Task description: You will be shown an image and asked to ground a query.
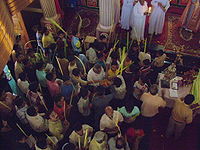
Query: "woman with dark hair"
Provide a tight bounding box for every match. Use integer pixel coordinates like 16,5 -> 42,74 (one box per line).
53,94 -> 71,121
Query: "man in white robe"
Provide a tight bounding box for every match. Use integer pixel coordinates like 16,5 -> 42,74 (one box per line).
148,0 -> 170,35
131,0 -> 148,41
121,0 -> 135,30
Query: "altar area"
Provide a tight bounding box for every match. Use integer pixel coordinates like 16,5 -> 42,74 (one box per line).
78,0 -> 189,9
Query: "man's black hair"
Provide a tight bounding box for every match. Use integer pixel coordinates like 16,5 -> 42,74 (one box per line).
72,68 -> 80,76
184,94 -> 195,105
29,82 -> 38,92
27,106 -> 37,116
46,72 -> 54,81
53,94 -> 63,104
113,77 -> 122,88
80,88 -> 89,98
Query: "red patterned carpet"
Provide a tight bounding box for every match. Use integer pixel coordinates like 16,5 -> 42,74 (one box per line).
152,13 -> 200,57
64,8 -> 98,36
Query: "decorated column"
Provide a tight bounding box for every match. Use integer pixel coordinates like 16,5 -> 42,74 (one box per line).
99,0 -> 114,30
40,0 -> 61,30
96,0 -> 116,41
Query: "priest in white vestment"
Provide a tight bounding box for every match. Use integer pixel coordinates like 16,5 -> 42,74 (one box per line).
121,0 -> 135,30
130,0 -> 148,41
148,0 -> 170,35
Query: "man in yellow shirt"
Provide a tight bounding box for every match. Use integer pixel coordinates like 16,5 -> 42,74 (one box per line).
107,61 -> 119,79
42,27 -> 56,57
166,94 -> 194,139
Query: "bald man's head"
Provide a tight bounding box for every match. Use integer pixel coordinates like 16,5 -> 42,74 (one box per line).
105,106 -> 114,118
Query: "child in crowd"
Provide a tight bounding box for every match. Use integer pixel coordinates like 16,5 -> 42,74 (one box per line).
53,94 -> 71,121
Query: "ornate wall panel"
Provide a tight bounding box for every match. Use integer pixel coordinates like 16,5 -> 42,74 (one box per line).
0,0 -> 15,73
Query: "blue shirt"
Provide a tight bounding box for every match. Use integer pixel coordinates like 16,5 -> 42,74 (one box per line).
61,84 -> 73,102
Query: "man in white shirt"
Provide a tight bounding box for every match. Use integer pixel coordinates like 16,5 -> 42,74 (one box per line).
140,84 -> 166,117
77,88 -> 91,117
140,84 -> 166,133
112,75 -> 126,100
87,64 -> 105,86
100,106 -> 123,135
26,106 -> 48,133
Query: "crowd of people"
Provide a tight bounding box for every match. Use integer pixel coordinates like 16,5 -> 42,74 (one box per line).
0,23 -> 196,150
